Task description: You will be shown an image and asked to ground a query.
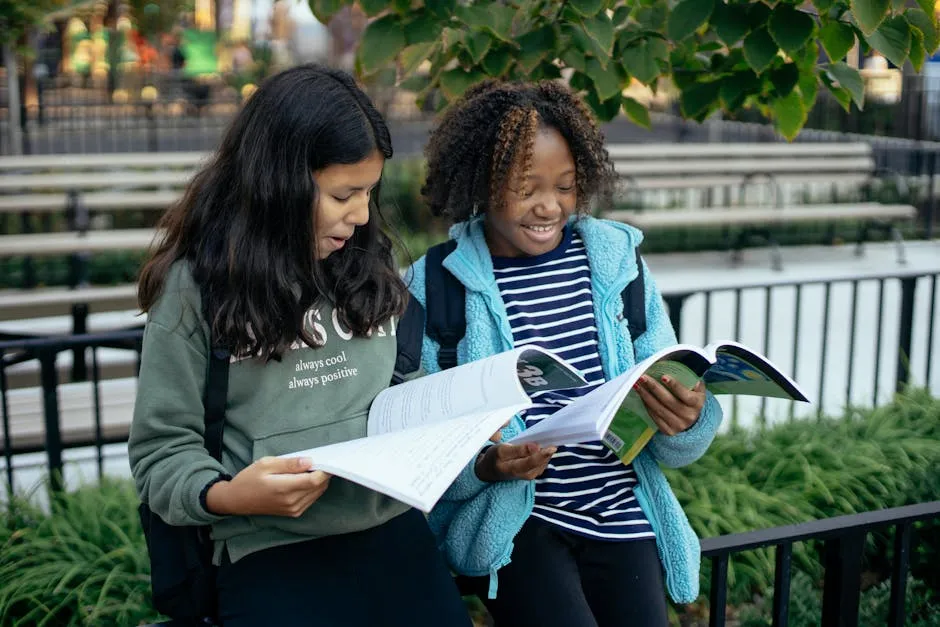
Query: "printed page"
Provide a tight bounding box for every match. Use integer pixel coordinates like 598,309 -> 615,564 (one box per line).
368,346 -> 586,437
283,403 -> 529,513
704,341 -> 809,401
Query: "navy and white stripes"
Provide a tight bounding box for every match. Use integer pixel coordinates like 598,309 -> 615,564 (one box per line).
492,227 -> 654,541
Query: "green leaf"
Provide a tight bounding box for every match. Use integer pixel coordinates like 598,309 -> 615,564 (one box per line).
720,69 -> 759,109
400,42 -> 437,77
612,6 -> 633,27
309,0 -> 347,23
569,0 -> 604,17
813,0 -> 835,10
456,4 -> 515,41
668,0 -> 716,41
820,20 -> 856,61
905,9 -> 939,54
768,4 -> 816,54
711,2 -> 751,46
391,0 -> 411,14
465,31 -> 493,64
748,2 -> 771,29
916,0 -> 935,16
743,27 -> 779,74
439,68 -> 486,100
865,15 -> 911,67
910,25 -> 926,72
823,77 -> 854,111
798,70 -> 820,110
404,11 -> 443,45
824,61 -> 865,108
584,90 -> 622,122
772,89 -> 807,141
585,57 -> 624,101
581,13 -> 616,57
517,26 -> 557,73
358,14 -> 407,75
680,80 -> 721,120
635,4 -> 668,30
359,0 -> 387,17
621,38 -> 669,85
426,0 -> 457,19
770,62 -> 800,98
481,46 -> 514,76
560,47 -> 588,72
622,96 -> 652,129
851,0 -> 890,35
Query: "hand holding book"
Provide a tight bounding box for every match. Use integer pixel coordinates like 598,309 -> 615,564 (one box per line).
633,374 -> 706,436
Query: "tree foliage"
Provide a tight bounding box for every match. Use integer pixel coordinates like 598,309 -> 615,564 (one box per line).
309,0 -> 940,139
0,0 -> 67,47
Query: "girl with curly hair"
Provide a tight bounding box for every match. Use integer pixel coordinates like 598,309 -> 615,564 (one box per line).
408,80 -> 724,627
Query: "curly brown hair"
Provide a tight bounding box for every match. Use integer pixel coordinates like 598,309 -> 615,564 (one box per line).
422,79 -> 616,222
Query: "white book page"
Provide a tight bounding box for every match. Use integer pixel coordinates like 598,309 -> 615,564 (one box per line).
367,348 -> 531,437
283,403 -> 528,512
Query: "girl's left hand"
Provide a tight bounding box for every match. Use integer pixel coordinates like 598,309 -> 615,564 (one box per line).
633,375 -> 706,436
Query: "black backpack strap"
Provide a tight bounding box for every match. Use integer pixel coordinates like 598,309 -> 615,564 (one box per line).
391,295 -> 426,386
204,347 -> 230,462
621,247 -> 647,340
424,240 -> 464,371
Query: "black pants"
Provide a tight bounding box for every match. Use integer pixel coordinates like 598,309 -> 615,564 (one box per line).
467,517 -> 669,627
216,508 -> 471,626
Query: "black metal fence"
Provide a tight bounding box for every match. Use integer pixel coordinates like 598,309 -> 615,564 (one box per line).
701,500 -> 940,627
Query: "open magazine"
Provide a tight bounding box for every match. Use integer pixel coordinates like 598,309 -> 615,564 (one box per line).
510,340 -> 810,464
280,346 -> 587,513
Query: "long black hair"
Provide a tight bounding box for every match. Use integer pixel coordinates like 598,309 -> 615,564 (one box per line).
139,64 -> 407,360
422,79 -> 616,222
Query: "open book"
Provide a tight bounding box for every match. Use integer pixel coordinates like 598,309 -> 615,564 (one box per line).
280,346 -> 587,513
510,340 -> 810,464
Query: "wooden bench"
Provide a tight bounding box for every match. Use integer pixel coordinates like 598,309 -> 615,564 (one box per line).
602,142 -> 919,270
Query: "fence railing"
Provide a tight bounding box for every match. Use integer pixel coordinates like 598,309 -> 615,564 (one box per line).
701,500 -> 940,627
1,264 -> 937,490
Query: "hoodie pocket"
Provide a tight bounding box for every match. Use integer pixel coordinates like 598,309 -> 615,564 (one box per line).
250,410 -> 368,460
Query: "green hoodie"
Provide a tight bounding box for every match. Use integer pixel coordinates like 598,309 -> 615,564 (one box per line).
128,263 -> 409,564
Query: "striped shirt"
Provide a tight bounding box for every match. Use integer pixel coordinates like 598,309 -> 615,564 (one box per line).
492,226 -> 654,541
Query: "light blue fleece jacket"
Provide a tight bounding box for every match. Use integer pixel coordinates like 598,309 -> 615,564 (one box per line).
406,216 -> 723,604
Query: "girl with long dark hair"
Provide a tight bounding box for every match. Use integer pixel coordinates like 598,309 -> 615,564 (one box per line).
129,64 -> 470,626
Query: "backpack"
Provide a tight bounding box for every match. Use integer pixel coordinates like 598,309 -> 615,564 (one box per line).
138,297 -> 426,625
424,240 -> 646,371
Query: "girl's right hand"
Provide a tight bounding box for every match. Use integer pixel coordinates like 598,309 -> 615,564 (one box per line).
474,442 -> 557,482
205,456 -> 331,518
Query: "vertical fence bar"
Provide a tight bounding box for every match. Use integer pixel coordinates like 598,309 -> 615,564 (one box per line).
926,150 -> 936,239
821,531 -> 865,627
664,294 -> 689,343
873,280 -> 886,407
760,287 -> 772,425
91,346 -> 104,479
1,350 -> 12,495
895,277 -> 917,392
709,554 -> 729,627
926,274 -> 937,387
846,280 -> 859,407
817,282 -> 832,419
790,285 -> 802,421
38,348 -> 64,492
888,522 -> 911,627
733,288 -> 743,427
703,291 -> 711,345
772,542 -> 793,627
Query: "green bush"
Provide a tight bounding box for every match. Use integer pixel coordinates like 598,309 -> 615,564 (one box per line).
0,479 -> 159,627
1,392 -> 937,625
